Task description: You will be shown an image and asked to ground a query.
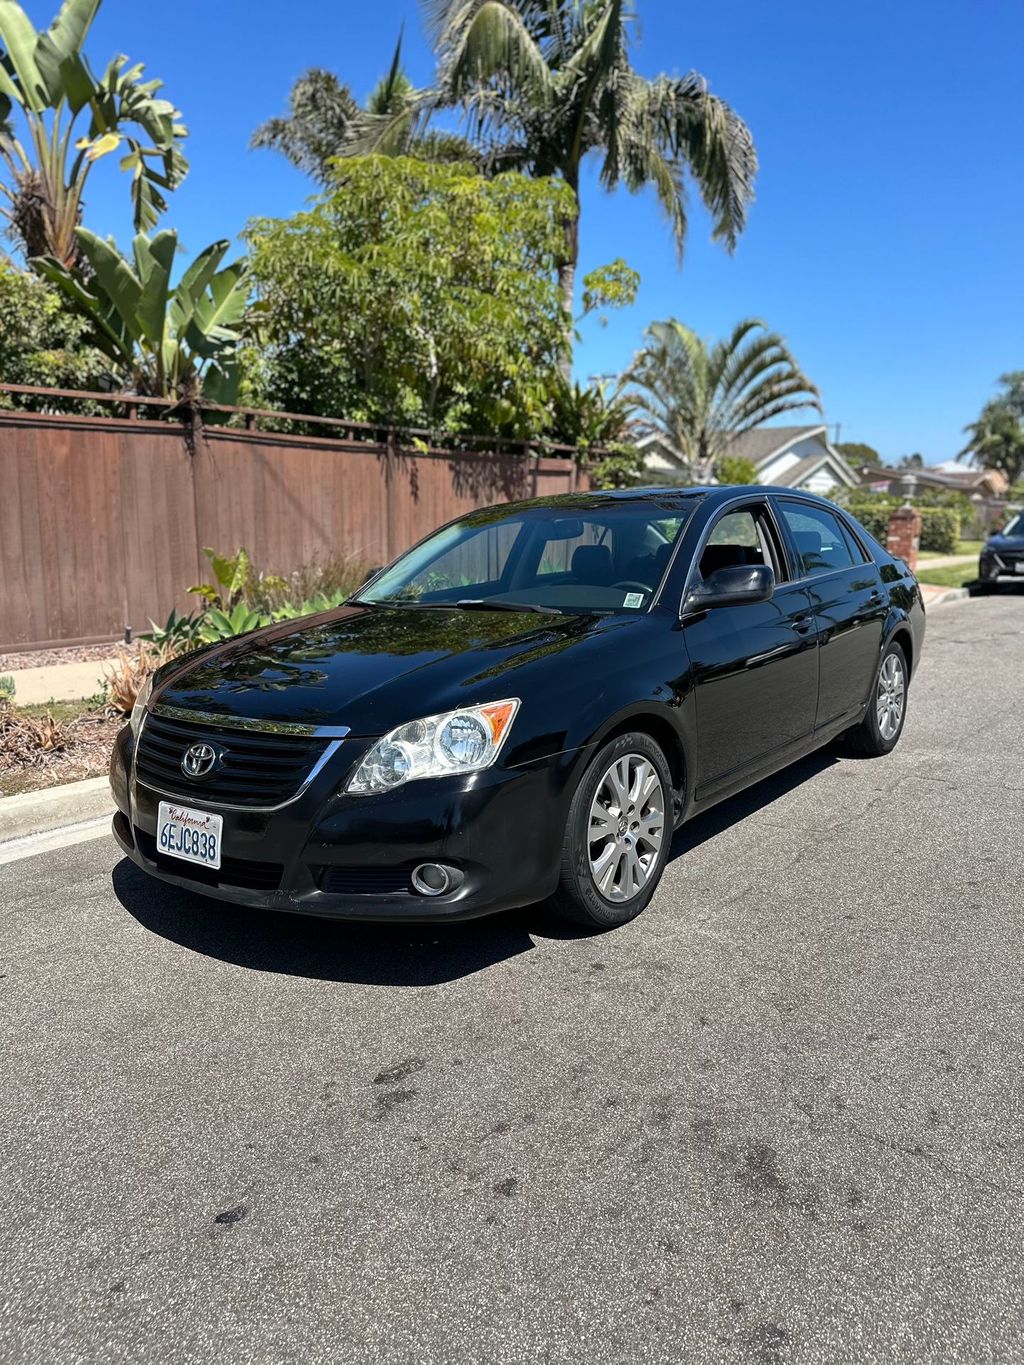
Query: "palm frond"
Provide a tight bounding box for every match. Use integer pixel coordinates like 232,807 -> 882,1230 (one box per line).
625,317 -> 820,480
434,1 -> 552,105
642,72 -> 757,250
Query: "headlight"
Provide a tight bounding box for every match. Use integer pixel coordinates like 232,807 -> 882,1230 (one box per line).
346,698 -> 520,795
130,674 -> 154,738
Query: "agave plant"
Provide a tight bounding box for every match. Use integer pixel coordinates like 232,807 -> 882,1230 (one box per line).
0,0 -> 188,266
34,228 -> 247,399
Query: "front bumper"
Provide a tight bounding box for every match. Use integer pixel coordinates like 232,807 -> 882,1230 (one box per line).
110,725 -> 578,921
979,553 -> 1024,582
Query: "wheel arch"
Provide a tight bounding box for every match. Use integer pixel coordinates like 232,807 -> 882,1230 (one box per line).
587,707 -> 691,819
887,618 -> 914,678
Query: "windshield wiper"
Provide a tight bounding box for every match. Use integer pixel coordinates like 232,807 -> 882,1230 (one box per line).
455,599 -> 562,615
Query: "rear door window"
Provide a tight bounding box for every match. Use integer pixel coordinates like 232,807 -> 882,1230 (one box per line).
777,501 -> 858,576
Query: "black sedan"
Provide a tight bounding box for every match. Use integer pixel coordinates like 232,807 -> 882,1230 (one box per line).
978,510 -> 1024,589
111,486 -> 925,929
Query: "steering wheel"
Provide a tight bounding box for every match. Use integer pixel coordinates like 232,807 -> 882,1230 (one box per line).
610,581 -> 650,595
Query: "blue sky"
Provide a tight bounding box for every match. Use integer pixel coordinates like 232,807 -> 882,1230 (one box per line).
27,0 -> 1024,463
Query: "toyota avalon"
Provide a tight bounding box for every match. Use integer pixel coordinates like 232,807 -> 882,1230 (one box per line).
110,487 -> 925,929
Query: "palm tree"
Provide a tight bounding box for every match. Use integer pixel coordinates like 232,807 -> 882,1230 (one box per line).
0,0 -> 188,267
960,404 -> 1024,490
625,318 -> 822,484
356,0 -> 756,364
251,34 -> 474,184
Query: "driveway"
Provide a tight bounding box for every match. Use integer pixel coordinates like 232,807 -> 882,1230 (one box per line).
2,591 -> 1022,1365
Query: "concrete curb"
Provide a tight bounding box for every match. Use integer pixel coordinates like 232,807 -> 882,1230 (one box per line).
0,776 -> 113,845
921,586 -> 970,610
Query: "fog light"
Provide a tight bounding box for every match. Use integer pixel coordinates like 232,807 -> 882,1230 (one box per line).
411,863 -> 454,896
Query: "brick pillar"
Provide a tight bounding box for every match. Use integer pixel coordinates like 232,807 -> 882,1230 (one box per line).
886,505 -> 922,572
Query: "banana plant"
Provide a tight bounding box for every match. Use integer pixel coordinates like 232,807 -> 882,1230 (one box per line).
34,227 -> 248,399
0,0 -> 188,265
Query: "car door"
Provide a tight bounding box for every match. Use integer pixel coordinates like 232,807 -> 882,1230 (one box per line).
681,500 -> 820,800
773,497 -> 887,730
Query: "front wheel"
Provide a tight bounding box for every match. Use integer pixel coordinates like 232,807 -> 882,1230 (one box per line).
842,640 -> 908,757
548,732 -> 674,929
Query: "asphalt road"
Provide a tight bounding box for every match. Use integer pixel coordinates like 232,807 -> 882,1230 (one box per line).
2,590 -> 1023,1365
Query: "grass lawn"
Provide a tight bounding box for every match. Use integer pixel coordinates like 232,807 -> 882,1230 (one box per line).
916,563 -> 978,589
916,539 -> 984,561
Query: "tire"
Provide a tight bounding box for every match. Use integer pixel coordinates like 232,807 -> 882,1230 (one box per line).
548,731 -> 674,929
841,639 -> 909,757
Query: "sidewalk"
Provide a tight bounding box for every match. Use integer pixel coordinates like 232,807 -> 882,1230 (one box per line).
5,659 -> 116,706
916,552 -> 977,570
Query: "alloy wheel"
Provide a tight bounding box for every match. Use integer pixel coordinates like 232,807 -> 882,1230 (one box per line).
587,753 -> 666,902
876,653 -> 905,741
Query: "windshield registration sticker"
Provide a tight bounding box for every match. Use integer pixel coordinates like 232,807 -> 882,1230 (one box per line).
623,592 -> 645,608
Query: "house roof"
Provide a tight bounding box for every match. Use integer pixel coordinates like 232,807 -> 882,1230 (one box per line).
723,425 -> 829,467
773,454 -> 831,487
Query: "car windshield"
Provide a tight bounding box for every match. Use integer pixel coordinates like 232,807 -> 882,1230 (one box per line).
359,497 -> 697,614
1001,513 -> 1024,537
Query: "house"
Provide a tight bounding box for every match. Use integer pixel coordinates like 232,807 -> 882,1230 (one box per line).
855,462 -> 1009,499
853,462 -> 1010,539
637,424 -> 858,493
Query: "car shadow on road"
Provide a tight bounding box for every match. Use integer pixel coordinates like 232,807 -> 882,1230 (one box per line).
111,858 -> 586,988
112,749 -> 839,988
667,749 -> 837,860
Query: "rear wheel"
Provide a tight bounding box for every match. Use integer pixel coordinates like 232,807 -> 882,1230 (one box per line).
549,732 -> 674,929
842,640 -> 908,756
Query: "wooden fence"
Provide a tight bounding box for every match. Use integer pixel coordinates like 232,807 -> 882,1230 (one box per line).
0,391 -> 588,650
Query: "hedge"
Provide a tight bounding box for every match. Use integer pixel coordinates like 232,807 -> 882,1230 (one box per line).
847,503 -> 960,555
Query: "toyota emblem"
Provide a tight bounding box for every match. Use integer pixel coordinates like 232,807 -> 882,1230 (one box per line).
181,742 -> 218,778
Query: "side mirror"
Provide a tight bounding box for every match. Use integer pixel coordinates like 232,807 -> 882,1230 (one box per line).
361,566 -> 383,586
684,564 -> 775,613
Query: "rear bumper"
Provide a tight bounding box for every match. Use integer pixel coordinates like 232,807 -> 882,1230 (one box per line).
109,725 -> 576,922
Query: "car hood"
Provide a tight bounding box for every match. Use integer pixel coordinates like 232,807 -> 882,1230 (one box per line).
986,534 -> 1024,550
152,602 -> 615,735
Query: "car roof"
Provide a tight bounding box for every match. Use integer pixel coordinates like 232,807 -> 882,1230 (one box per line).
496,485 -> 843,511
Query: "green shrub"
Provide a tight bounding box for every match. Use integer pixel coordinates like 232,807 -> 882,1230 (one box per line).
0,675 -> 14,699
846,502 -> 960,554
918,507 -> 960,553
714,455 -> 758,486
846,502 -> 889,543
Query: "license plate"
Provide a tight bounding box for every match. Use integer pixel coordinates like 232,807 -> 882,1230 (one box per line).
156,801 -> 223,870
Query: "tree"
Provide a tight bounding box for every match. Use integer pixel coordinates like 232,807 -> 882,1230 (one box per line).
625,318 -> 822,483
0,257 -> 108,400
245,156 -> 574,435
960,372 -> 1024,490
250,34 -> 474,184
0,0 -> 188,267
835,440 -> 882,467
35,228 -> 247,399
356,0 -> 755,366
714,454 -> 757,485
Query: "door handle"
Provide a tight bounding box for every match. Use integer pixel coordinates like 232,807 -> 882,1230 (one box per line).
791,614 -> 813,635
868,590 -> 883,605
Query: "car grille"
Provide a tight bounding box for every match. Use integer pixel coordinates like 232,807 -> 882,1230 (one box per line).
134,828 -> 283,892
136,710 -> 327,808
319,866 -> 412,896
